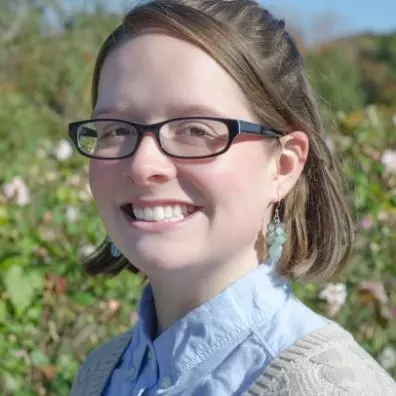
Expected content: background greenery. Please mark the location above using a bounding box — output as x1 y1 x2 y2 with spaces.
1 1 395 394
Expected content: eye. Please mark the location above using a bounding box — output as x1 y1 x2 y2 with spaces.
186 127 208 137
113 127 131 136
98 123 135 139
177 123 216 138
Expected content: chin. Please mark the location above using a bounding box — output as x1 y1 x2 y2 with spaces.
127 249 205 277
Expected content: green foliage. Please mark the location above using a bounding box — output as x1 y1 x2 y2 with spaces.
0 3 395 395
306 50 365 113
360 34 396 105
305 32 396 108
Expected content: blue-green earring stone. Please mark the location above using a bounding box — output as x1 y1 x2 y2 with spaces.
106 236 121 258
110 243 121 258
267 205 287 263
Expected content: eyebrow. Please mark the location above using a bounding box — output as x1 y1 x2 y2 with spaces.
91 103 225 120
91 105 131 119
168 104 225 118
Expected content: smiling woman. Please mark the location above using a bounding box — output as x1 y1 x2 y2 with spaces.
68 1 396 395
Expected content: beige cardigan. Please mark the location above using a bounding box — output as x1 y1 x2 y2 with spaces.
70 323 396 395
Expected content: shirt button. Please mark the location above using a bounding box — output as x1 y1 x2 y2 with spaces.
147 350 152 360
129 367 137 378
161 377 172 389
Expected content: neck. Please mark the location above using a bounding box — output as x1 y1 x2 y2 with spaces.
149 249 261 336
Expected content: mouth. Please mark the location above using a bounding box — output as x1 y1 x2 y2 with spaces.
120 202 200 223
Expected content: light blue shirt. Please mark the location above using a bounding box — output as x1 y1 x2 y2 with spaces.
103 261 330 395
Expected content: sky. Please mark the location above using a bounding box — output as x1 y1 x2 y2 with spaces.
66 0 396 44
267 0 396 44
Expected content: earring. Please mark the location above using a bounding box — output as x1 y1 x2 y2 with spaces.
111 243 121 258
267 202 287 263
106 236 121 258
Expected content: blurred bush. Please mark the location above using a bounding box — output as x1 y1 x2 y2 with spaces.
0 1 395 394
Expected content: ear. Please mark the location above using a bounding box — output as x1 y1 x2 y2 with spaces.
273 131 309 200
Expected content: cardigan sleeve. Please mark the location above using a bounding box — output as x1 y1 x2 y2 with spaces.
70 345 100 396
246 325 396 396
70 329 134 396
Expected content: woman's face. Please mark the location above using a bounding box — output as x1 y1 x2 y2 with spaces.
89 33 280 278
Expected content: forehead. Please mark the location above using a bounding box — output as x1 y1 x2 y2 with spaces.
95 33 255 121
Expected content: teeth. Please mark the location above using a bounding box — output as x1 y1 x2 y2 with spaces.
153 206 164 221
132 204 195 222
173 205 182 217
143 207 154 221
164 206 173 219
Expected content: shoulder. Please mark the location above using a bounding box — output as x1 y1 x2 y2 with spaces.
248 323 396 396
70 328 134 396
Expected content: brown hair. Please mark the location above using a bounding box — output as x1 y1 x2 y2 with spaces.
83 0 354 283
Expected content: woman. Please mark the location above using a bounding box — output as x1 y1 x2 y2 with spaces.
69 0 396 395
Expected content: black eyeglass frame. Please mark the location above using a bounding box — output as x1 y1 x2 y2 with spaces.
68 116 283 160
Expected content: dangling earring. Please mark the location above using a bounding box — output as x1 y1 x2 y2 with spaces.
111 243 121 258
267 202 287 263
106 236 121 258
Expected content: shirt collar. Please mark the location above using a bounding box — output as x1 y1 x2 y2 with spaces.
132 259 291 383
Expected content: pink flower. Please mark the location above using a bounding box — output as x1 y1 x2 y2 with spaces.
69 175 82 187
2 176 31 206
359 215 373 230
107 299 120 313
381 149 396 174
358 281 388 304
319 283 347 316
51 139 73 161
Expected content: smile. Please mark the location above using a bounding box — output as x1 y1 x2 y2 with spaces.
120 203 199 223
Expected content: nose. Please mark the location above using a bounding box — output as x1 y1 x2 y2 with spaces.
122 132 177 186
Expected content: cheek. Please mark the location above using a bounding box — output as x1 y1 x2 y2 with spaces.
190 142 275 209
216 145 273 192
88 159 118 201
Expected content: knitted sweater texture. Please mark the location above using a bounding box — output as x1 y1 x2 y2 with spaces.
70 323 396 395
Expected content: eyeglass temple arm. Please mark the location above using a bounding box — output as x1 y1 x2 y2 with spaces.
239 121 282 137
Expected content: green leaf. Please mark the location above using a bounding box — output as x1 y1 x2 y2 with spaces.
0 205 10 225
0 256 28 270
3 372 24 393
3 266 43 317
30 349 50 366
0 300 7 322
74 292 95 305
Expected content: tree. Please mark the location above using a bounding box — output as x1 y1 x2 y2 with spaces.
305 49 365 113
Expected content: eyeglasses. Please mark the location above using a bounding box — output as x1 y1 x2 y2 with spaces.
68 116 283 160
